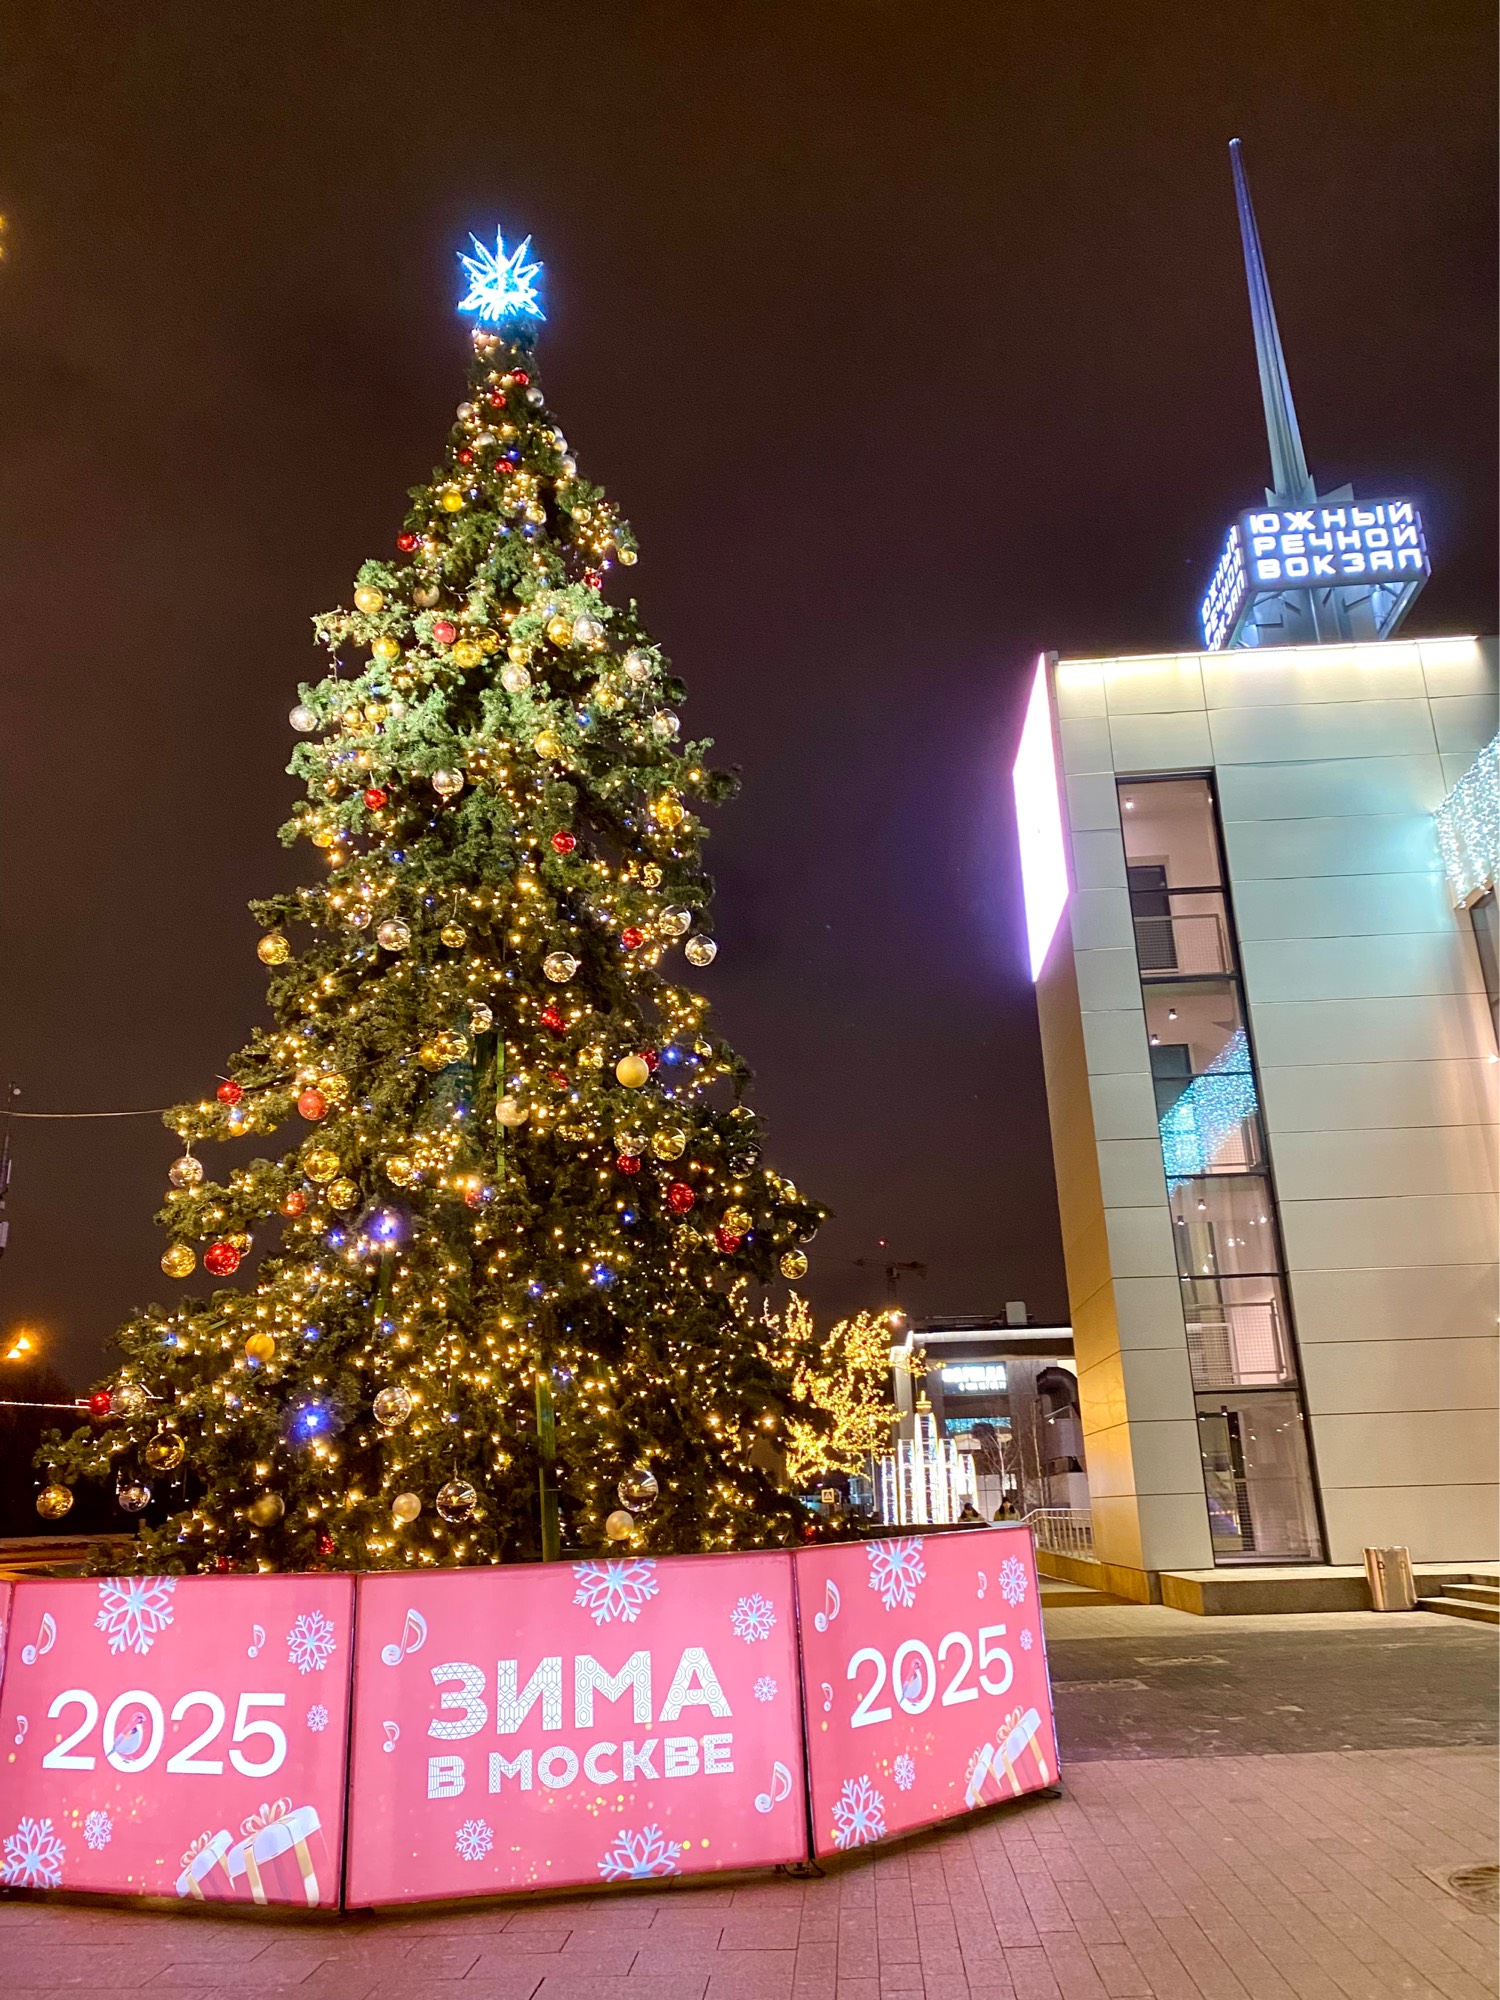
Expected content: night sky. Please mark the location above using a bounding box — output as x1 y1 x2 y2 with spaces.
0 3 1494 1389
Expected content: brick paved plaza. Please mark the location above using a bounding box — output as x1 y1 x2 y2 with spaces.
3 1598 1494 2000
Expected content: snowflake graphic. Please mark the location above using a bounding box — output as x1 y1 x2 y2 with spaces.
730 1592 776 1643
306 1704 330 1733
2 1816 65 1888
572 1557 659 1625
893 1754 916 1792
455 1817 494 1862
598 1824 683 1881
866 1537 926 1610
286 1609 337 1674
830 1776 886 1850
753 1675 778 1703
1019 1627 1034 1652
998 1555 1029 1608
82 1810 113 1852
95 1575 177 1657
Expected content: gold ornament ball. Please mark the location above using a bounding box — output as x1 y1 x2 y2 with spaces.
659 906 691 938
533 729 561 760
623 649 651 681
615 1054 649 1090
545 615 574 647
469 1004 494 1035
144 1431 186 1472
436 1477 477 1523
328 1178 359 1210
779 1250 809 1280
245 1331 276 1363
684 936 718 968
168 1153 203 1190
373 1384 414 1427
303 1148 340 1184
653 795 685 829
248 1492 285 1527
391 1491 422 1525
618 1465 659 1511
114 1382 149 1418
651 1127 686 1160
497 1096 530 1128
36 1483 74 1520
117 1481 151 1514
618 545 638 566
376 918 411 952
384 1154 417 1186
439 488 465 513
309 820 340 849
543 951 579 983
353 584 385 615
722 1206 752 1236
413 584 440 609
479 629 501 654
440 922 468 948
615 1130 645 1157
452 640 482 670
573 614 602 646
500 662 531 694
161 1243 196 1279
431 768 465 800
257 932 291 966
604 1509 636 1541
371 633 401 661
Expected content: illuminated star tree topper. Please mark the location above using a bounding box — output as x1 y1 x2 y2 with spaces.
457 230 545 324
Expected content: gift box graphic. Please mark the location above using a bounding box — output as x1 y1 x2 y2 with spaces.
225 1798 328 1906
175 1829 235 1901
964 1706 1049 1809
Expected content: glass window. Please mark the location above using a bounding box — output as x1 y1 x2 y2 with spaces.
1119 777 1222 888
1195 1392 1321 1561
1169 1175 1279 1278
1149 983 1263 1178
1182 1276 1294 1388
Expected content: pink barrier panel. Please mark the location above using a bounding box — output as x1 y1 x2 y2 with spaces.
346 1551 807 1903
0 1574 354 1905
794 1527 1059 1858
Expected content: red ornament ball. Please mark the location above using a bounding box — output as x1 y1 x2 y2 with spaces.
550 830 577 855
214 1554 231 1574
513 370 530 387
715 1227 744 1255
487 388 506 407
281 1188 308 1218
204 1240 241 1277
432 620 457 646
316 1529 335 1558
296 1088 328 1123
584 568 604 590
616 1154 642 1176
642 1048 661 1072
548 1069 570 1088
363 786 389 811
396 531 418 552
216 1079 244 1107
621 927 645 950
457 448 474 465
665 1181 696 1215
539 1004 566 1036
88 1389 113 1419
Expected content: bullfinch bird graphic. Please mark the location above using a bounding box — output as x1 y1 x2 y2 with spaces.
107 1709 149 1761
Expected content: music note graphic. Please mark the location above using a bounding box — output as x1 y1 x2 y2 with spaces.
247 1623 266 1659
977 1570 988 1598
381 1607 428 1666
12 1716 27 1746
21 1613 56 1666
754 1760 793 1813
382 1721 400 1754
813 1580 840 1632
821 1682 833 1713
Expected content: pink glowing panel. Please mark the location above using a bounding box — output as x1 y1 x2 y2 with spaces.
0 1574 353 1905
346 1552 807 1905
1012 655 1070 980
795 1526 1059 1859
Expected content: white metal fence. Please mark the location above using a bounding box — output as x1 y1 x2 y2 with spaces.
1022 1507 1094 1557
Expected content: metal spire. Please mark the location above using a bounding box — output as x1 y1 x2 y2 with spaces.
1230 138 1314 506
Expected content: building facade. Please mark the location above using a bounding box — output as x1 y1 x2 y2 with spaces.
1017 633 1498 1593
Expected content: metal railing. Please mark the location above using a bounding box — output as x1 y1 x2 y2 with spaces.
1021 1507 1094 1557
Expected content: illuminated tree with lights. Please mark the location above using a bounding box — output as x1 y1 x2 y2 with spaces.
47 234 824 1570
775 1301 902 1488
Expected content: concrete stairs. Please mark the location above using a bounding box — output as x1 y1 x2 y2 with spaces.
1417 1577 1500 1626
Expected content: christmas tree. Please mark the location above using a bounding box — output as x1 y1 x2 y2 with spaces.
47 233 825 1570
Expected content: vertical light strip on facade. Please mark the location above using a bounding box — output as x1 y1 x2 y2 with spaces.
1013 657 1070 980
